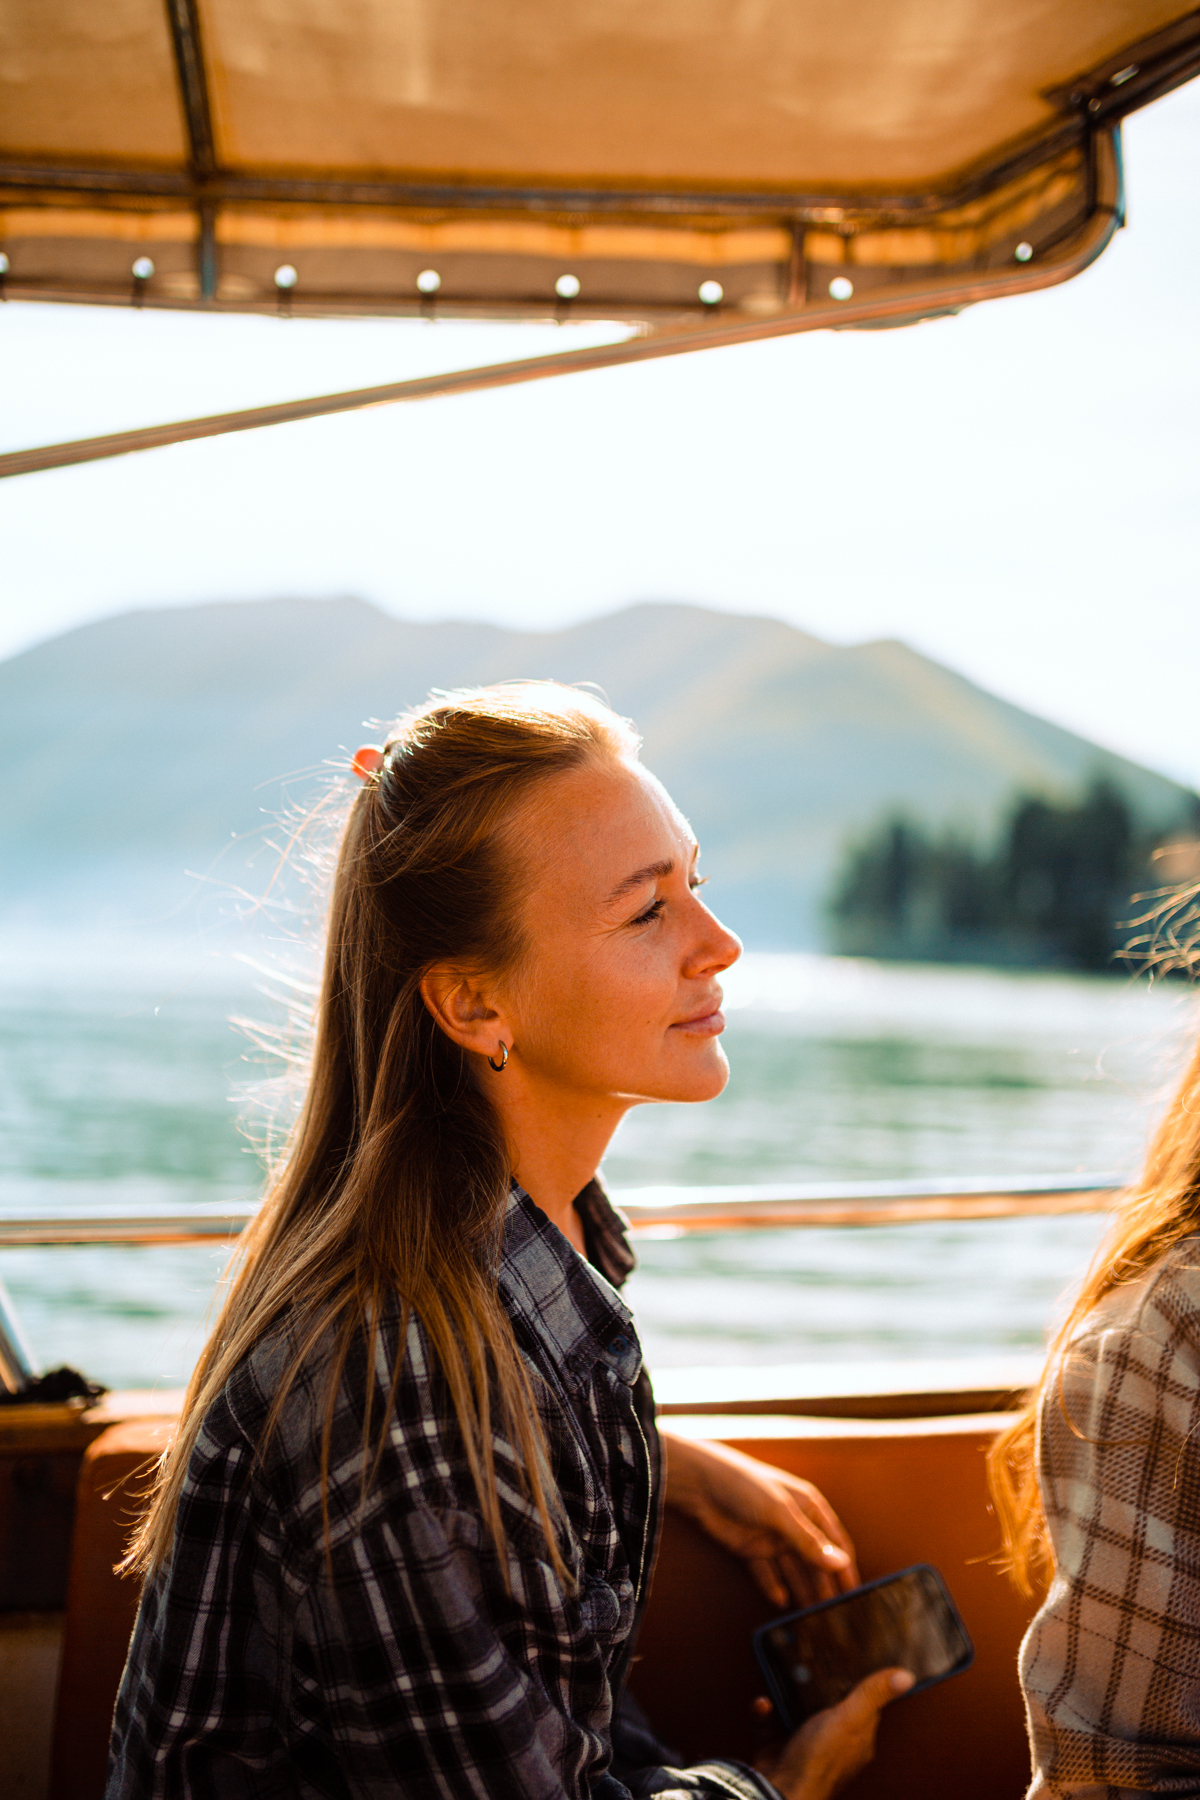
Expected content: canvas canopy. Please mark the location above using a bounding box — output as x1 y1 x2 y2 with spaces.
1 1 1198 475
5 0 1200 321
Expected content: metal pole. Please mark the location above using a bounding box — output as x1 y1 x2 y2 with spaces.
0 1178 1124 1245
0 1275 38 1395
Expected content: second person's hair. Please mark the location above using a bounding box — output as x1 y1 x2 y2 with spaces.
989 1021 1200 1593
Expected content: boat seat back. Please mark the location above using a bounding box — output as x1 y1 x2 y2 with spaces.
630 1413 1037 1800
50 1412 1034 1800
49 1418 172 1800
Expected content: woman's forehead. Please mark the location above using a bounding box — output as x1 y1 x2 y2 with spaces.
521 758 695 888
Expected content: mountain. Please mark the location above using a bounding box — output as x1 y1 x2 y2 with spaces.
0 597 1193 946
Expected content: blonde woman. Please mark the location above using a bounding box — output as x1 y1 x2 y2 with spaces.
108 685 909 1800
992 1005 1200 1795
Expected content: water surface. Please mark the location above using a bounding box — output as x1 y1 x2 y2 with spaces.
0 937 1191 1388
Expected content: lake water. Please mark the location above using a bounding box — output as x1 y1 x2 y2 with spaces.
0 934 1194 1390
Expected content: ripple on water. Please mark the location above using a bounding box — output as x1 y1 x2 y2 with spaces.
0 945 1193 1387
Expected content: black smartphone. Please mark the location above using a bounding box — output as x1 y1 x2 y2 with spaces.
753 1563 974 1730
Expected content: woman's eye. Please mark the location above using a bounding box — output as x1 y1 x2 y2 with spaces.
630 897 666 926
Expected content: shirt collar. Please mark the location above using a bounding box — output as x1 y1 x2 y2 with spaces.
574 1176 638 1291
498 1184 642 1391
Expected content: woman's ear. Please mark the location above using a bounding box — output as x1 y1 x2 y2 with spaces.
419 964 505 1057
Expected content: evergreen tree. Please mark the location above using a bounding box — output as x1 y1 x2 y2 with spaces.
828 779 1191 972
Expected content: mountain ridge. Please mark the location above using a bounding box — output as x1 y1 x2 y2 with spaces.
1 597 1192 946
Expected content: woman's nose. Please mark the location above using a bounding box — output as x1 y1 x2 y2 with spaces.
688 904 742 975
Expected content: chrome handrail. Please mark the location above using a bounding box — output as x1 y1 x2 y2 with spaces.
0 1276 38 1394
0 1175 1125 1246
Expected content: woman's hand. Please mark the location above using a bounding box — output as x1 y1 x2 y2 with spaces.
660 1432 858 1607
758 1669 915 1800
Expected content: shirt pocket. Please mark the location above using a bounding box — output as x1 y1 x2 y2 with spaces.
577 1569 636 1649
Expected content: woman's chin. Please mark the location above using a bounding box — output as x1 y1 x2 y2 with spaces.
652 1041 730 1104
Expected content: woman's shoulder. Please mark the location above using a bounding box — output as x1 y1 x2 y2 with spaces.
1071 1233 1200 1353
193 1298 494 1548
1046 1234 1200 1450
1141 1233 1200 1334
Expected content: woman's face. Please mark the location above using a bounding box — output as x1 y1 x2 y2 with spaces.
496 755 742 1108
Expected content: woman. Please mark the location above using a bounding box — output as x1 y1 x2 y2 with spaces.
991 1001 1200 1795
109 683 910 1799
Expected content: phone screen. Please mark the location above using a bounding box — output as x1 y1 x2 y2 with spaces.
754 1563 973 1728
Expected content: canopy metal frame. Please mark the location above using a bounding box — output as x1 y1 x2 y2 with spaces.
0 126 1125 480
1 5 1198 478
162 0 219 298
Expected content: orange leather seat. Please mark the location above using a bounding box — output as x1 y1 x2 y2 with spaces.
50 1412 1034 1800
49 1419 172 1800
631 1414 1036 1800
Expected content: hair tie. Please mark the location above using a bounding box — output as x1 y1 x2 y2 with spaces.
352 745 386 783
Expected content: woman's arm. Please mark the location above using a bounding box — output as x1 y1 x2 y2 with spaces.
296 1499 797 1800
296 1497 899 1800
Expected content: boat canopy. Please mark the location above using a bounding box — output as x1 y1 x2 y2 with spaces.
3 0 1198 322
1 1 1198 476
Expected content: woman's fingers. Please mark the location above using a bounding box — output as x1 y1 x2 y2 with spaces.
777 1549 839 1605
841 1666 915 1717
738 1468 856 1582
762 1492 852 1577
763 1668 915 1800
748 1548 842 1609
779 1482 857 1574
660 1436 861 1604
748 1554 787 1608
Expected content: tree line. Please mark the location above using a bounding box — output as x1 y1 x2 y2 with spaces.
827 779 1200 972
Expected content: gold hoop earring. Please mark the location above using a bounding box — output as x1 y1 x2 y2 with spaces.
487 1043 509 1073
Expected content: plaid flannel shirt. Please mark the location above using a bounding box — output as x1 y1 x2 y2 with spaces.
108 1182 777 1800
1022 1236 1200 1798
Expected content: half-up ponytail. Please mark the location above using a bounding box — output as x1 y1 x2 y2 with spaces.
129 682 639 1578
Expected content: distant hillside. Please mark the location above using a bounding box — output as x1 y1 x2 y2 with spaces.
0 597 1193 946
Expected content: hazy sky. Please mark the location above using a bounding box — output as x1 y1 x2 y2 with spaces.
2 82 1197 788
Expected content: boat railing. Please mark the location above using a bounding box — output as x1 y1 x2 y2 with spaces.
0 1175 1125 1398
0 1173 1124 1246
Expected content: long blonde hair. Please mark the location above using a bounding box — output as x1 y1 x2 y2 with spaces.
129 682 638 1578
989 990 1200 1595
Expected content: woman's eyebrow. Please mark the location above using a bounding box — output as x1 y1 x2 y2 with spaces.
606 859 674 906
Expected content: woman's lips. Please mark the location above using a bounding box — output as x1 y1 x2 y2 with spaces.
670 1006 726 1036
